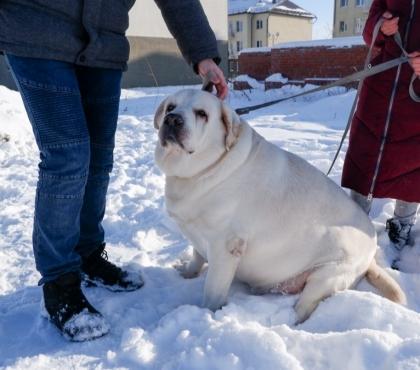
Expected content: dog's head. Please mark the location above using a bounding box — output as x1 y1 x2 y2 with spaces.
154 89 241 177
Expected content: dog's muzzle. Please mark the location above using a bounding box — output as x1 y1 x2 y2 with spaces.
160 113 186 148
164 113 184 128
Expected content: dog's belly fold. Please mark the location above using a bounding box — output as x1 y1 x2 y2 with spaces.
249 269 313 295
269 269 313 294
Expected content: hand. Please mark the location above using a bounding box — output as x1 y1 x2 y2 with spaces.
409 51 420 77
381 11 399 36
197 59 228 100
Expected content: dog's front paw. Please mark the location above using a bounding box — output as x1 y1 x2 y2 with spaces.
174 260 201 279
202 296 226 312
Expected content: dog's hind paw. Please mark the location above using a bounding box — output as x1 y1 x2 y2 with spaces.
294 299 317 325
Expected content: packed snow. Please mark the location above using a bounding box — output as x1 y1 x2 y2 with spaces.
241 36 365 55
1 81 420 369
228 0 313 17
272 36 365 50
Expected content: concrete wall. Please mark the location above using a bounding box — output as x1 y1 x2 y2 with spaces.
333 0 372 37
267 14 313 46
123 0 229 87
127 0 227 40
0 0 228 90
123 38 228 88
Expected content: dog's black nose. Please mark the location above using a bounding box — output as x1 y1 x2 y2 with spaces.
164 113 184 128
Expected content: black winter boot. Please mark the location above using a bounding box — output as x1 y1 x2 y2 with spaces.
81 243 144 291
386 217 413 250
43 272 109 341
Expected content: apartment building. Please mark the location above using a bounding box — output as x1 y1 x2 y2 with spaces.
333 0 373 37
228 0 315 60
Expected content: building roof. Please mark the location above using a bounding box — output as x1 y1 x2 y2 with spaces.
228 0 315 18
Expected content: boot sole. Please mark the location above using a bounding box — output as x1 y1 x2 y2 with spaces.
82 274 144 292
41 310 110 342
64 326 109 342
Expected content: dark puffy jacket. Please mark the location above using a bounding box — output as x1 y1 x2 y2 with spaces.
0 0 220 71
342 0 420 202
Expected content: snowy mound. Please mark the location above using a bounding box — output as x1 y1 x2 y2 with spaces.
234 75 264 89
266 73 289 83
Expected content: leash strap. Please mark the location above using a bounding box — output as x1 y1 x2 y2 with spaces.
394 31 420 102
326 17 386 175
409 74 420 102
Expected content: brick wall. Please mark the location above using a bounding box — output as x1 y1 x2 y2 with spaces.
238 44 370 83
238 52 271 81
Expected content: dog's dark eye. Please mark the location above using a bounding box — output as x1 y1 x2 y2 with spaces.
195 110 208 120
167 104 176 113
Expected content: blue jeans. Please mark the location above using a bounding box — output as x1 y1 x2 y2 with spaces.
6 54 122 284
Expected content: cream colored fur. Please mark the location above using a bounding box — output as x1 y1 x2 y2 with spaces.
154 90 406 323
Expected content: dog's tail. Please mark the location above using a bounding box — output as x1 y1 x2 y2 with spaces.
365 259 407 305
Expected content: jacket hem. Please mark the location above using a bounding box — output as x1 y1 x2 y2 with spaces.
0 42 127 71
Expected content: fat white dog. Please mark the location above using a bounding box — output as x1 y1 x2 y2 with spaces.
154 89 406 323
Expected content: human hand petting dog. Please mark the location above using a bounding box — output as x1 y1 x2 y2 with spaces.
197 59 228 100
409 52 420 77
381 11 399 36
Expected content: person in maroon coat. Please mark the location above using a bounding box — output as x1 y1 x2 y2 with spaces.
342 0 420 249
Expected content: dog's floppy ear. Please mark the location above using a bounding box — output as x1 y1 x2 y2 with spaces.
201 72 214 94
154 98 167 130
202 74 214 94
221 102 241 151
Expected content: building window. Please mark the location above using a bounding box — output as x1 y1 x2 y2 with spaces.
356 0 365 6
256 40 263 47
236 21 243 32
339 21 348 32
340 0 349 7
229 22 235 37
355 18 364 33
256 20 263 29
236 41 243 52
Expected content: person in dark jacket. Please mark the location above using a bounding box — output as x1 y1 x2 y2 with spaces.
342 0 420 250
0 0 227 341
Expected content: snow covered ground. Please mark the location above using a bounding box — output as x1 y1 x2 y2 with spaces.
1 82 420 369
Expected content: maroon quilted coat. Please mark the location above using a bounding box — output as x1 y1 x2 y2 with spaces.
341 0 420 202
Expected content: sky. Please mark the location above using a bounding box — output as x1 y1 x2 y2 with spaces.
293 0 335 39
